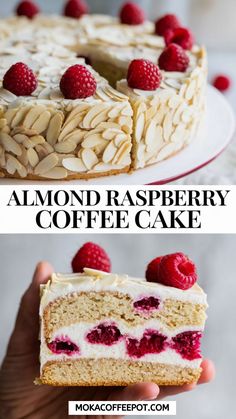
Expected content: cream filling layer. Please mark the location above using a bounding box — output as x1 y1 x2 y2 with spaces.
40 269 207 314
40 320 203 372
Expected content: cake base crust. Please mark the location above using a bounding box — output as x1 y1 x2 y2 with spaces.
0 166 130 181
39 358 202 387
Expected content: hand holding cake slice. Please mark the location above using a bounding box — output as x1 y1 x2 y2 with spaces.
39 247 207 386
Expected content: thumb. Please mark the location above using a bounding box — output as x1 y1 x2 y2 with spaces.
7 261 53 356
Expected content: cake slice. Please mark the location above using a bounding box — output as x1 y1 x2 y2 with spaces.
39 267 207 386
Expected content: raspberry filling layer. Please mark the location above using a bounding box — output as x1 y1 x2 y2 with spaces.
171 331 202 360
86 323 122 346
133 296 160 312
48 336 80 356
126 329 167 359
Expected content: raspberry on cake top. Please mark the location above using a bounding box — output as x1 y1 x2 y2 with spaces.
0 1 207 180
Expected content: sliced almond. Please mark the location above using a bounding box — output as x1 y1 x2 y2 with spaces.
31 111 51 134
54 140 77 153
27 148 39 167
62 157 87 173
34 153 59 175
46 113 64 145
63 129 85 145
41 167 68 179
5 109 18 125
11 107 30 128
82 104 107 129
0 133 22 156
103 141 117 163
0 118 7 129
58 114 84 142
134 112 145 143
112 141 131 165
82 134 106 148
81 148 99 170
23 106 46 129
102 128 123 140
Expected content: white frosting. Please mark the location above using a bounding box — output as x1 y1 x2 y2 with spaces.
40 320 203 371
40 268 207 314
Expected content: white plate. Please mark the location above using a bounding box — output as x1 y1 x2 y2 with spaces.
1 85 235 185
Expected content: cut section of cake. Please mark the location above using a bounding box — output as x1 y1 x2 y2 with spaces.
39 267 207 386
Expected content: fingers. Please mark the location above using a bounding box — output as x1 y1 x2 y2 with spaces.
7 261 53 356
198 359 216 384
110 383 160 401
158 359 215 400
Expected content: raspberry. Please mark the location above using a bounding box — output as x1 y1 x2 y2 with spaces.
16 0 40 19
71 242 111 273
3 62 38 96
120 2 146 25
158 44 190 72
158 252 197 290
165 27 194 50
48 336 80 355
155 14 181 36
213 75 231 92
64 0 89 18
145 256 163 282
86 323 122 346
60 65 97 99
126 329 167 358
172 331 202 360
127 59 162 90
133 296 160 312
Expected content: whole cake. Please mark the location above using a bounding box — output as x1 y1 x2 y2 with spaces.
0 1 207 180
39 248 208 386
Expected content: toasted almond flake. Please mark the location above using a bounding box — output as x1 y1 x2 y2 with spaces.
62 157 87 172
0 118 7 129
163 111 174 142
114 133 128 147
46 113 64 145
185 80 196 101
58 114 84 142
134 112 145 143
11 107 31 128
5 154 26 177
27 148 39 167
29 135 46 146
54 140 77 153
81 148 99 170
103 141 117 163
145 119 156 148
82 104 107 129
5 109 18 125
102 128 123 140
121 105 133 116
34 153 59 175
90 108 110 128
13 134 28 144
112 141 131 165
41 167 68 179
0 133 22 156
63 130 85 144
23 106 46 129
82 134 106 148
64 105 89 126
104 85 127 102
31 111 51 134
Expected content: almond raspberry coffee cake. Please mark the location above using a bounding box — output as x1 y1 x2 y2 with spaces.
0 1 207 180
38 243 208 386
